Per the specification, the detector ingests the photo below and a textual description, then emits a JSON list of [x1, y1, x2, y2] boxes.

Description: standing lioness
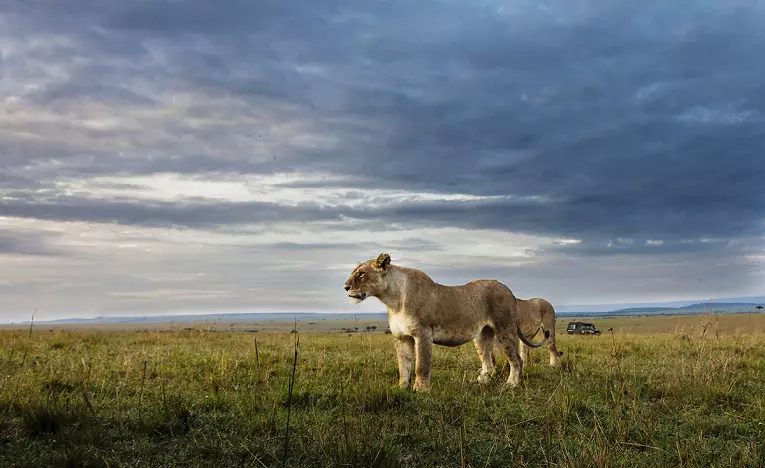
[[494, 297, 563, 367], [343, 253, 549, 391]]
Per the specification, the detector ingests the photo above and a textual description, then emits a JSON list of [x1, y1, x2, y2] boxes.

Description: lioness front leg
[[413, 329, 433, 392], [394, 336, 415, 389]]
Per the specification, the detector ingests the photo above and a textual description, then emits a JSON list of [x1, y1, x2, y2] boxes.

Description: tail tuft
[[544, 330, 551, 339]]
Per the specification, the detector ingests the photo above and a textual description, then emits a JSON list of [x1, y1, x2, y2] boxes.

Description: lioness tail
[[517, 326, 549, 348]]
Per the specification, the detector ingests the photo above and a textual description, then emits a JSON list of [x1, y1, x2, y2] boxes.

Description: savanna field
[[1, 314, 764, 467]]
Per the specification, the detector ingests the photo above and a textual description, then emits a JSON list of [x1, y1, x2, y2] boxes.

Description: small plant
[[21, 407, 78, 438]]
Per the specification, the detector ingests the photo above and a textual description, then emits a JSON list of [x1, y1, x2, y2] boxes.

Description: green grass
[[1, 314, 764, 467]]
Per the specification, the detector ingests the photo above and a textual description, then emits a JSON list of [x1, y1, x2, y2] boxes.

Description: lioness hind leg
[[518, 340, 530, 366], [497, 331, 523, 388], [542, 315, 562, 367], [394, 336, 415, 389], [474, 326, 495, 384], [547, 333, 562, 367]]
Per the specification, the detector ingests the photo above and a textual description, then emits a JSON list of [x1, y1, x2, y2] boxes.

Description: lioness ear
[[374, 253, 391, 271]]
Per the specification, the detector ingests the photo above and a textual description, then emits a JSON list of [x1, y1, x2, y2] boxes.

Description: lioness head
[[343, 253, 392, 303]]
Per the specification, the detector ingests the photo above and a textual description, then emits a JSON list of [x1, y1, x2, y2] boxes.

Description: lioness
[[343, 253, 549, 391], [493, 297, 563, 367]]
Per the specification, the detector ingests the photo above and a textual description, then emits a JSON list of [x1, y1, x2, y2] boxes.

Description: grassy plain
[[1, 313, 764, 467]]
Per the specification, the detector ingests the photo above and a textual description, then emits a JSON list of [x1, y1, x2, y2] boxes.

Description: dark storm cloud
[[1, 0, 764, 256], [1, 190, 759, 255], [33, 82, 158, 107], [358, 192, 765, 243], [543, 239, 733, 257], [0, 195, 344, 228]]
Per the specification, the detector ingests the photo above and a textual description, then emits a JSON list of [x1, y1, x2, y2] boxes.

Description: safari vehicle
[[566, 321, 602, 335]]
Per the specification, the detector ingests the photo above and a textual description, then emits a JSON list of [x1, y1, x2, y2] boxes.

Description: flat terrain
[[0, 318, 392, 334], [5, 311, 764, 335], [1, 313, 764, 467]]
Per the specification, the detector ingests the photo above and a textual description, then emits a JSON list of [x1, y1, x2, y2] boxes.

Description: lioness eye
[[358, 273, 365, 279]]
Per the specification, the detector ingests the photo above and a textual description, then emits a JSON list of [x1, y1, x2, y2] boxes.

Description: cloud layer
[[1, 0, 763, 321]]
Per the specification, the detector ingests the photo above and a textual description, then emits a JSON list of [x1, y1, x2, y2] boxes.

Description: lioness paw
[[504, 376, 521, 388], [413, 380, 431, 392]]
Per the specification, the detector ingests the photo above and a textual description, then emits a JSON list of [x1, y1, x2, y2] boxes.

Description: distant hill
[[677, 302, 757, 311], [612, 302, 757, 314], [556, 295, 765, 314], [559, 302, 762, 318], [607, 307, 667, 314]]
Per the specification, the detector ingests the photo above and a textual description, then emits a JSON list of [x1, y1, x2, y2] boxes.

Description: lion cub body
[[344, 253, 546, 391]]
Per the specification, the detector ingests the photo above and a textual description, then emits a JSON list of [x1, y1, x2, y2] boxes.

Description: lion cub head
[[343, 253, 392, 303]]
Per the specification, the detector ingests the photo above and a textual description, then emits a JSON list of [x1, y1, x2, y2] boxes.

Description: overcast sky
[[1, 1, 764, 322]]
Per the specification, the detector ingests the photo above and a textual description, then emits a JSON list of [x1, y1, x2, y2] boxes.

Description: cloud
[[0, 0, 763, 321], [0, 229, 64, 257]]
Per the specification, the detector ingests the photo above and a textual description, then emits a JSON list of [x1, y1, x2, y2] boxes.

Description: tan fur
[[343, 253, 548, 392], [493, 297, 563, 367]]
